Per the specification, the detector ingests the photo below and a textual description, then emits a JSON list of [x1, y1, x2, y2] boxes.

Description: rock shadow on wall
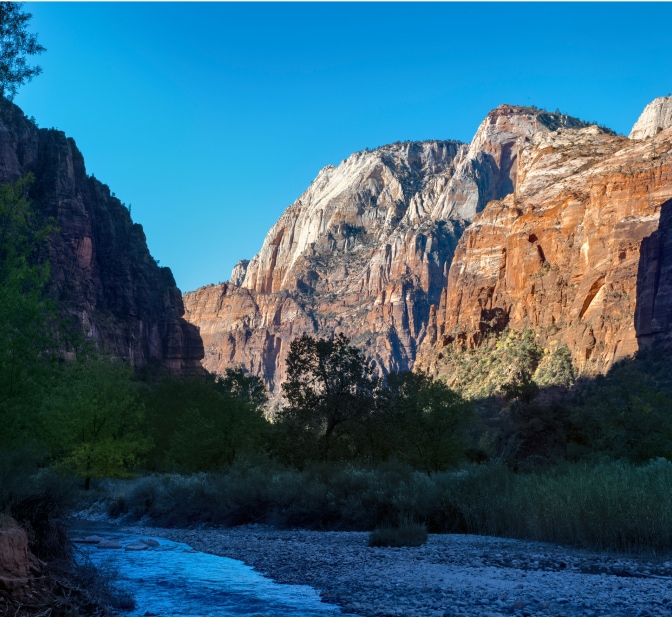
[[635, 198, 672, 348]]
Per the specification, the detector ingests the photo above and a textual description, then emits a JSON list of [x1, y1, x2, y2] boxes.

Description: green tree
[[46, 355, 149, 490], [0, 2, 45, 100], [569, 348, 672, 462], [144, 373, 269, 472], [0, 175, 55, 447], [220, 367, 268, 411], [534, 344, 576, 388], [277, 333, 379, 463], [372, 371, 473, 471]]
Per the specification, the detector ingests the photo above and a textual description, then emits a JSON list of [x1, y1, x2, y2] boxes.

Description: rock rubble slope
[[184, 106, 589, 393]]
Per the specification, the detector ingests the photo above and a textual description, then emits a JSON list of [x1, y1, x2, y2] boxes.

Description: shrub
[[112, 458, 672, 554]]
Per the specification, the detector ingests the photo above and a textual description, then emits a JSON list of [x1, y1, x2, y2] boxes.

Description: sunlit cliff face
[[182, 106, 592, 393]]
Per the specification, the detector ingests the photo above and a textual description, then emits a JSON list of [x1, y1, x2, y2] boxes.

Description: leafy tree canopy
[[44, 354, 150, 490], [375, 371, 473, 471], [143, 372, 269, 472], [278, 333, 380, 462]]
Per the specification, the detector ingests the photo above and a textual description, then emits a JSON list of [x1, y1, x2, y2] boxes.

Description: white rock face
[[230, 260, 249, 286], [629, 96, 672, 140], [185, 106, 594, 391]]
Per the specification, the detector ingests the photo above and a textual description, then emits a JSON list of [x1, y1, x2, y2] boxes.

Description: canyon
[[184, 96, 672, 394], [7, 90, 671, 391]]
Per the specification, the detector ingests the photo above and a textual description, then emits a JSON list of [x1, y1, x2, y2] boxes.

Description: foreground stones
[[73, 535, 159, 551], [130, 525, 672, 617]]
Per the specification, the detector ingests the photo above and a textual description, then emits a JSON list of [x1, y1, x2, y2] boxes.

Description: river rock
[[97, 539, 123, 549], [125, 542, 149, 551], [140, 538, 160, 547], [78, 535, 106, 544]]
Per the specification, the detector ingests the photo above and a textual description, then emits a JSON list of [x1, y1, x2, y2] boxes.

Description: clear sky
[[15, 2, 672, 293]]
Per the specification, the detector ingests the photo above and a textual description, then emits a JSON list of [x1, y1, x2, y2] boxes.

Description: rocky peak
[[417, 108, 672, 380], [241, 140, 463, 295], [184, 103, 597, 393], [629, 96, 672, 140]]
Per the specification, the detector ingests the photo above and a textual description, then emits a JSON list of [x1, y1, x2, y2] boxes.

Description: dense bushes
[[108, 457, 672, 553], [568, 347, 672, 462]]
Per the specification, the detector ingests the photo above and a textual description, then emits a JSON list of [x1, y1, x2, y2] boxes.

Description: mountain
[[416, 96, 672, 380], [183, 105, 592, 393], [0, 97, 204, 374]]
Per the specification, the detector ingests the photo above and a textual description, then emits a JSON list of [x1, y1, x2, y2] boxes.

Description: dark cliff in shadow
[[0, 97, 204, 375], [635, 197, 672, 349]]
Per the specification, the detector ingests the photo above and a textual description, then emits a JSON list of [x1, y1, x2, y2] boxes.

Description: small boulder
[[140, 538, 160, 547], [78, 534, 106, 544], [97, 540, 123, 549], [0, 517, 42, 594], [125, 542, 149, 551]]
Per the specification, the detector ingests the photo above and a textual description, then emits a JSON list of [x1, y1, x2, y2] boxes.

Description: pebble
[[125, 525, 672, 617]]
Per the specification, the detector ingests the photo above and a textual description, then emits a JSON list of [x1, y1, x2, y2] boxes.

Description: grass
[[104, 457, 672, 554]]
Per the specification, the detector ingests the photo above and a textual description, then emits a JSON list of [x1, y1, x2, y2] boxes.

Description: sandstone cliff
[[184, 106, 590, 393], [417, 110, 672, 379], [0, 97, 204, 374]]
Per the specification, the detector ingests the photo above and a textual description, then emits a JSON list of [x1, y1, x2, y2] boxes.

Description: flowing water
[[71, 522, 356, 617]]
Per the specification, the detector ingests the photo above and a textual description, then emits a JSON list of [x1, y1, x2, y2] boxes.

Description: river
[[71, 521, 358, 617]]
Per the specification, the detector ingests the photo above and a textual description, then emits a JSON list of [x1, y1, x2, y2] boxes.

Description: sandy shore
[[123, 524, 672, 617]]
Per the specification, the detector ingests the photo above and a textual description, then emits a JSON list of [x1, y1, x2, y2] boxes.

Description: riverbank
[[125, 525, 672, 617]]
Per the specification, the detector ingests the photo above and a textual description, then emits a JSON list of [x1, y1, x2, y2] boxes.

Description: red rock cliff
[[0, 98, 204, 374], [417, 100, 672, 377], [184, 106, 590, 393]]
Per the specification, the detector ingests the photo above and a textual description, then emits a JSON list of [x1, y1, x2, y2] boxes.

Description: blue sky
[[15, 2, 672, 293]]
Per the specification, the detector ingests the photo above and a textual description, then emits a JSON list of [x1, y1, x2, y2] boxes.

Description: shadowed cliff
[[0, 97, 204, 374], [635, 197, 672, 347]]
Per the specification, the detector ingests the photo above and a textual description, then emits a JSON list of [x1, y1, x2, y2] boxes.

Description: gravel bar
[[125, 525, 672, 617]]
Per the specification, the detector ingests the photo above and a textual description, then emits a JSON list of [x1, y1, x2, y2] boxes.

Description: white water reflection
[[72, 523, 357, 617]]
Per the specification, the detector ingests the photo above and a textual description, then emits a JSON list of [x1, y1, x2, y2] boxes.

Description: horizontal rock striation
[[0, 98, 204, 374], [184, 106, 591, 393]]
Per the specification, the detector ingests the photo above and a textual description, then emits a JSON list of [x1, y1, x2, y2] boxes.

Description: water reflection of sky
[[72, 523, 357, 617]]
